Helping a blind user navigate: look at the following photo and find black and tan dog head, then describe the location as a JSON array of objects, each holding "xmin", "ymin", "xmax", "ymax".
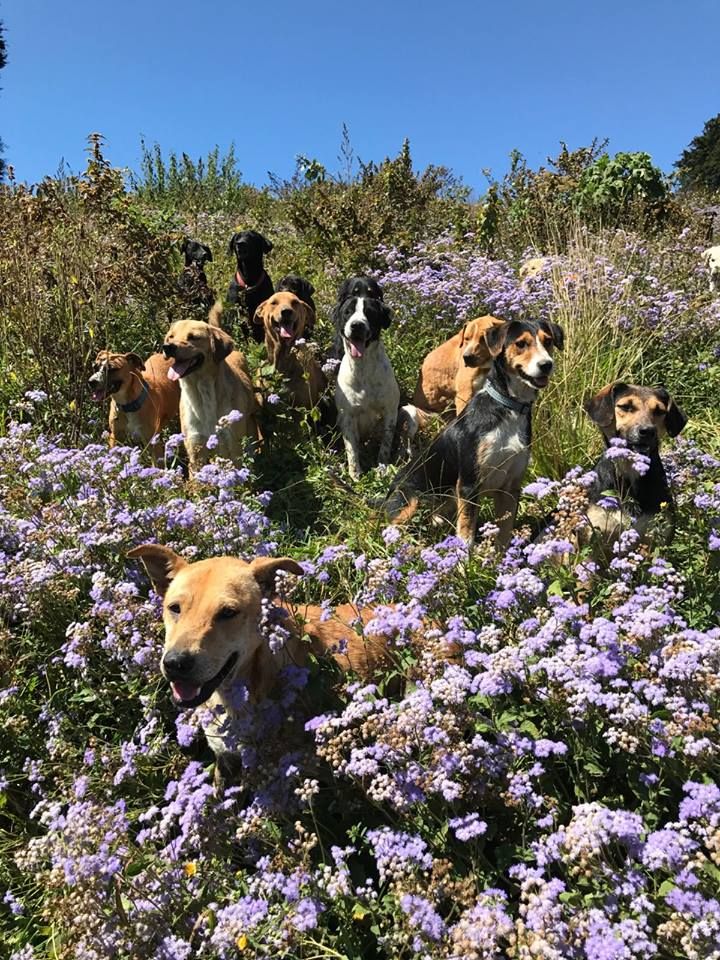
[
  {"xmin": 128, "ymin": 545, "xmax": 303, "ymax": 708},
  {"xmin": 484, "ymin": 318, "xmax": 564, "ymax": 389},
  {"xmin": 255, "ymin": 292, "xmax": 314, "ymax": 351},
  {"xmin": 334, "ymin": 296, "xmax": 393, "ymax": 359},
  {"xmin": 163, "ymin": 319, "xmax": 234, "ymax": 380},
  {"xmin": 88, "ymin": 350, "xmax": 145, "ymax": 402},
  {"xmin": 584, "ymin": 382, "xmax": 687, "ymax": 451}
]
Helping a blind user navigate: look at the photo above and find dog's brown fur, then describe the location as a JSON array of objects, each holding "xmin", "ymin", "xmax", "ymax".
[
  {"xmin": 90, "ymin": 351, "xmax": 180, "ymax": 464},
  {"xmin": 584, "ymin": 382, "xmax": 686, "ymax": 445},
  {"xmin": 127, "ymin": 545, "xmax": 390, "ymax": 762},
  {"xmin": 163, "ymin": 319, "xmax": 258, "ymax": 475},
  {"xmin": 411, "ymin": 315, "xmax": 505, "ymax": 418},
  {"xmin": 254, "ymin": 292, "xmax": 326, "ymax": 409}
]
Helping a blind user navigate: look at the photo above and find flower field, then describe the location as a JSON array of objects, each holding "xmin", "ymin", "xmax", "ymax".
[{"xmin": 1, "ymin": 140, "xmax": 720, "ymax": 958}]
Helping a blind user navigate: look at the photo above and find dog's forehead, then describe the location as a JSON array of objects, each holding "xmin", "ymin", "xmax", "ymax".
[
  {"xmin": 615, "ymin": 385, "xmax": 666, "ymax": 409},
  {"xmin": 166, "ymin": 557, "xmax": 260, "ymax": 605},
  {"xmin": 167, "ymin": 320, "xmax": 209, "ymax": 340}
]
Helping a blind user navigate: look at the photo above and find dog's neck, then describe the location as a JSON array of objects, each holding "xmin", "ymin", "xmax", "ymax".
[
  {"xmin": 235, "ymin": 264, "xmax": 266, "ymax": 289},
  {"xmin": 113, "ymin": 373, "xmax": 147, "ymax": 412},
  {"xmin": 595, "ymin": 445, "xmax": 672, "ymax": 515},
  {"xmin": 341, "ymin": 338, "xmax": 383, "ymax": 379}
]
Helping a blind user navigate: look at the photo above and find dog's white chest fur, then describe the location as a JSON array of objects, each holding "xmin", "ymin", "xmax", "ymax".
[
  {"xmin": 336, "ymin": 342, "xmax": 399, "ymax": 436},
  {"xmin": 478, "ymin": 414, "xmax": 529, "ymax": 488},
  {"xmin": 180, "ymin": 379, "xmax": 218, "ymax": 444}
]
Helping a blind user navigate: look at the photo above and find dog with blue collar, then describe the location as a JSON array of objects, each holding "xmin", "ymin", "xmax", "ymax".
[
  {"xmin": 384, "ymin": 317, "xmax": 564, "ymax": 548},
  {"xmin": 88, "ymin": 350, "xmax": 180, "ymax": 465}
]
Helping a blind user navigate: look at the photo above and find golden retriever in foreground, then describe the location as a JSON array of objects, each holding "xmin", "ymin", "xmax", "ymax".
[
  {"xmin": 128, "ymin": 544, "xmax": 389, "ymax": 778},
  {"xmin": 162, "ymin": 319, "xmax": 258, "ymax": 475}
]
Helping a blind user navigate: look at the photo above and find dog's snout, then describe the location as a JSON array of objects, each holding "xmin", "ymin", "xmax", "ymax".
[
  {"xmin": 163, "ymin": 650, "xmax": 196, "ymax": 679},
  {"xmin": 349, "ymin": 321, "xmax": 366, "ymax": 335},
  {"xmin": 638, "ymin": 425, "xmax": 657, "ymax": 441},
  {"xmin": 162, "ymin": 343, "xmax": 177, "ymax": 358},
  {"xmin": 537, "ymin": 359, "xmax": 553, "ymax": 374},
  {"xmin": 280, "ymin": 307, "xmax": 294, "ymax": 321}
]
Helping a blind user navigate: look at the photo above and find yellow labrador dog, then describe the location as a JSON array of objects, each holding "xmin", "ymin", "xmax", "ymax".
[
  {"xmin": 128, "ymin": 544, "xmax": 389, "ymax": 779},
  {"xmin": 162, "ymin": 319, "xmax": 258, "ymax": 474}
]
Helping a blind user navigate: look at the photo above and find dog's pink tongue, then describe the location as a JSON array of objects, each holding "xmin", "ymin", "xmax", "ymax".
[
  {"xmin": 350, "ymin": 341, "xmax": 364, "ymax": 359},
  {"xmin": 279, "ymin": 325, "xmax": 295, "ymax": 339},
  {"xmin": 171, "ymin": 681, "xmax": 201, "ymax": 703},
  {"xmin": 168, "ymin": 359, "xmax": 191, "ymax": 381}
]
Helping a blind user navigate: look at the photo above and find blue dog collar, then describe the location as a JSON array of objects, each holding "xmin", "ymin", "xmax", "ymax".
[
  {"xmin": 481, "ymin": 380, "xmax": 533, "ymax": 416},
  {"xmin": 119, "ymin": 380, "xmax": 149, "ymax": 414}
]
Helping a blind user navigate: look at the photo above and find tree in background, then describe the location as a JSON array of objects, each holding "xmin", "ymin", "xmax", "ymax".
[
  {"xmin": 0, "ymin": 21, "xmax": 6, "ymax": 178},
  {"xmin": 675, "ymin": 113, "xmax": 720, "ymax": 193}
]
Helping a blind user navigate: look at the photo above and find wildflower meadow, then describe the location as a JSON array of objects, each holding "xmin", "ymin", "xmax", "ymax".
[{"xmin": 1, "ymin": 138, "xmax": 719, "ymax": 959}]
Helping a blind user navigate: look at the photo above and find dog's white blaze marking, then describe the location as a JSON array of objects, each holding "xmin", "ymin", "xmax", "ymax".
[
  {"xmin": 343, "ymin": 297, "xmax": 369, "ymax": 342},
  {"xmin": 525, "ymin": 337, "xmax": 553, "ymax": 379}
]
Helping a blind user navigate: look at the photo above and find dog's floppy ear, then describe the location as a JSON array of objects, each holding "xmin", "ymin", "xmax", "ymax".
[
  {"xmin": 336, "ymin": 279, "xmax": 352, "ymax": 304},
  {"xmin": 228, "ymin": 233, "xmax": 240, "ymax": 256},
  {"xmin": 259, "ymin": 233, "xmax": 273, "ymax": 255},
  {"xmin": 127, "ymin": 544, "xmax": 187, "ymax": 596},
  {"xmin": 249, "ymin": 557, "xmax": 304, "ymax": 593},
  {"xmin": 483, "ymin": 320, "xmax": 511, "ymax": 357},
  {"xmin": 201, "ymin": 243, "xmax": 212, "ymax": 263},
  {"xmin": 541, "ymin": 320, "xmax": 565, "ymax": 351},
  {"xmin": 254, "ymin": 298, "xmax": 272, "ymax": 332},
  {"xmin": 379, "ymin": 302, "xmax": 393, "ymax": 330},
  {"xmin": 458, "ymin": 323, "xmax": 468, "ymax": 347},
  {"xmin": 125, "ymin": 352, "xmax": 146, "ymax": 372},
  {"xmin": 654, "ymin": 386, "xmax": 688, "ymax": 437},
  {"xmin": 209, "ymin": 325, "xmax": 235, "ymax": 362},
  {"xmin": 181, "ymin": 238, "xmax": 190, "ymax": 257},
  {"xmin": 584, "ymin": 382, "xmax": 626, "ymax": 428},
  {"xmin": 296, "ymin": 300, "xmax": 315, "ymax": 337}
]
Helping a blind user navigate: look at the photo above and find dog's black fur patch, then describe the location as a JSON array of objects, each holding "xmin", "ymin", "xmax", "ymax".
[
  {"xmin": 227, "ymin": 230, "xmax": 274, "ymax": 343},
  {"xmin": 275, "ymin": 275, "xmax": 317, "ymax": 338}
]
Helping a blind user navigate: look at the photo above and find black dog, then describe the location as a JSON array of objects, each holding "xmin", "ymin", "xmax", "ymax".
[
  {"xmin": 276, "ymin": 275, "xmax": 316, "ymax": 315},
  {"xmin": 177, "ymin": 239, "xmax": 215, "ymax": 310},
  {"xmin": 227, "ymin": 231, "xmax": 274, "ymax": 343},
  {"xmin": 329, "ymin": 276, "xmax": 385, "ymax": 358},
  {"xmin": 385, "ymin": 317, "xmax": 564, "ymax": 547}
]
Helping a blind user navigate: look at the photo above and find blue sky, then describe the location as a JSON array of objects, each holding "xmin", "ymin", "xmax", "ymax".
[{"xmin": 2, "ymin": 0, "xmax": 718, "ymax": 191}]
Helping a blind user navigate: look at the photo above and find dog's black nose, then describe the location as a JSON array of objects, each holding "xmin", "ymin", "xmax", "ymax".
[
  {"xmin": 163, "ymin": 650, "xmax": 196, "ymax": 679},
  {"xmin": 537, "ymin": 360, "xmax": 553, "ymax": 374},
  {"xmin": 638, "ymin": 425, "xmax": 657, "ymax": 441},
  {"xmin": 280, "ymin": 307, "xmax": 295, "ymax": 320},
  {"xmin": 162, "ymin": 343, "xmax": 177, "ymax": 358},
  {"xmin": 349, "ymin": 321, "xmax": 366, "ymax": 335}
]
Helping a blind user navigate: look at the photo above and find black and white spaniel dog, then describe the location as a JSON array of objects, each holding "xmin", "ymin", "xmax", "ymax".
[
  {"xmin": 227, "ymin": 230, "xmax": 274, "ymax": 343},
  {"xmin": 334, "ymin": 294, "xmax": 399, "ymax": 479},
  {"xmin": 329, "ymin": 276, "xmax": 385, "ymax": 359}
]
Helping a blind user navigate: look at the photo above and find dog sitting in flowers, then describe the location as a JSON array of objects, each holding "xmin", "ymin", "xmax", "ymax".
[
  {"xmin": 581, "ymin": 381, "xmax": 687, "ymax": 549},
  {"xmin": 128, "ymin": 544, "xmax": 390, "ymax": 783},
  {"xmin": 385, "ymin": 317, "xmax": 564, "ymax": 547}
]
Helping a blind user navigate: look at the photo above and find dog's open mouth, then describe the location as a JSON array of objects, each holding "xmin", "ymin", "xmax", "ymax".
[
  {"xmin": 517, "ymin": 369, "xmax": 550, "ymax": 389},
  {"xmin": 277, "ymin": 320, "xmax": 296, "ymax": 340},
  {"xmin": 346, "ymin": 336, "xmax": 367, "ymax": 359},
  {"xmin": 167, "ymin": 355, "xmax": 204, "ymax": 381},
  {"xmin": 89, "ymin": 380, "xmax": 122, "ymax": 402},
  {"xmin": 169, "ymin": 651, "xmax": 239, "ymax": 709}
]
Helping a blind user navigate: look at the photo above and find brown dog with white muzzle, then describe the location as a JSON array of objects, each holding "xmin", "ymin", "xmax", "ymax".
[
  {"xmin": 127, "ymin": 544, "xmax": 389, "ymax": 781},
  {"xmin": 88, "ymin": 350, "xmax": 180, "ymax": 464},
  {"xmin": 254, "ymin": 291, "xmax": 326, "ymax": 410}
]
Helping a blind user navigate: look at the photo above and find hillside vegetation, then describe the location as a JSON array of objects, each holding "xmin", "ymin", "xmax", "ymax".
[{"xmin": 1, "ymin": 134, "xmax": 719, "ymax": 959}]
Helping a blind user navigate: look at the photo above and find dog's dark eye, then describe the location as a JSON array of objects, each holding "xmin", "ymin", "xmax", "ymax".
[
  {"xmin": 514, "ymin": 339, "xmax": 528, "ymax": 351},
  {"xmin": 618, "ymin": 403, "xmax": 634, "ymax": 413},
  {"xmin": 217, "ymin": 606, "xmax": 240, "ymax": 621},
  {"xmin": 187, "ymin": 333, "xmax": 196, "ymax": 341},
  {"xmin": 168, "ymin": 602, "xmax": 181, "ymax": 615}
]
